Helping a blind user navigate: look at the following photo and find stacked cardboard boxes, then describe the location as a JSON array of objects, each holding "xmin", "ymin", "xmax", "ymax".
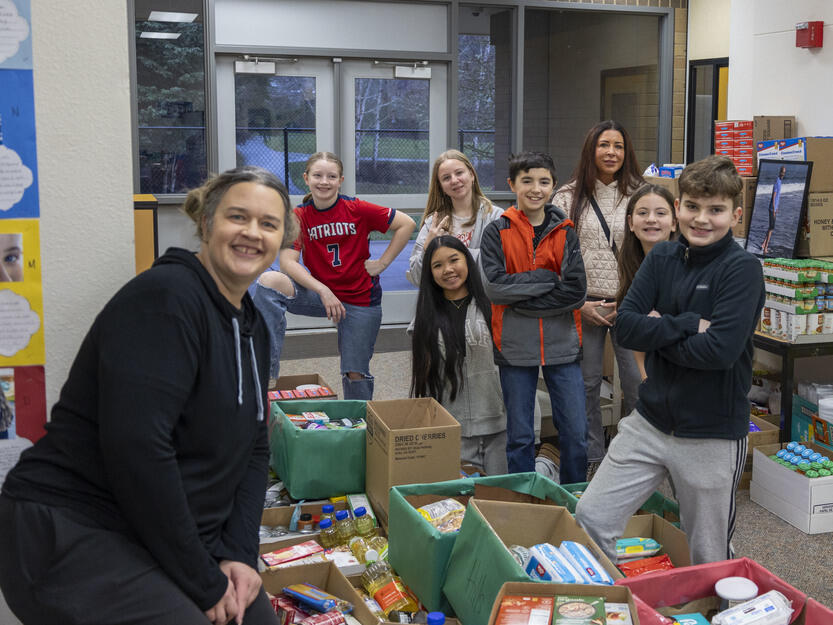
[{"xmin": 714, "ymin": 119, "xmax": 755, "ymax": 176}]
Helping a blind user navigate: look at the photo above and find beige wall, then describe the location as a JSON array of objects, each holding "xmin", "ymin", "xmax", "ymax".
[
  {"xmin": 32, "ymin": 2, "xmax": 135, "ymax": 411},
  {"xmin": 688, "ymin": 0, "xmax": 731, "ymax": 60}
]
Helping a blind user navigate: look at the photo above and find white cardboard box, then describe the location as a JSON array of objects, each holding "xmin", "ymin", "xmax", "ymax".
[{"xmin": 750, "ymin": 442, "xmax": 833, "ymax": 534}]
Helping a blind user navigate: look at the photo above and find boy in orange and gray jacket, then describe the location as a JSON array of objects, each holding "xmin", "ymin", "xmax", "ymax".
[{"xmin": 479, "ymin": 151, "xmax": 588, "ymax": 482}]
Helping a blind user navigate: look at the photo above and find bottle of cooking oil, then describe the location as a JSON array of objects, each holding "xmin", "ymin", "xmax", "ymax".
[
  {"xmin": 353, "ymin": 506, "xmax": 376, "ymax": 539},
  {"xmin": 360, "ymin": 560, "xmax": 418, "ymax": 616},
  {"xmin": 335, "ymin": 509, "xmax": 356, "ymax": 544},
  {"xmin": 318, "ymin": 518, "xmax": 339, "ymax": 549},
  {"xmin": 366, "ymin": 535, "xmax": 389, "ymax": 562},
  {"xmin": 348, "ymin": 535, "xmax": 371, "ymax": 563},
  {"xmin": 320, "ymin": 503, "xmax": 336, "ymax": 526}
]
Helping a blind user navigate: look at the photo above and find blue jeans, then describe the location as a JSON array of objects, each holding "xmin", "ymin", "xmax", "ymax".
[
  {"xmin": 498, "ymin": 362, "xmax": 587, "ymax": 483},
  {"xmin": 252, "ymin": 280, "xmax": 382, "ymax": 400}
]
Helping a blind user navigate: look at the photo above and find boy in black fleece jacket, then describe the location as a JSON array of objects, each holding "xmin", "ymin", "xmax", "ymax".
[{"xmin": 576, "ymin": 155, "xmax": 765, "ymax": 565}]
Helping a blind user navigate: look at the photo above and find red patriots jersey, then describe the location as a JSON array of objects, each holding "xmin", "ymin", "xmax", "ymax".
[{"xmin": 292, "ymin": 195, "xmax": 395, "ymax": 306}]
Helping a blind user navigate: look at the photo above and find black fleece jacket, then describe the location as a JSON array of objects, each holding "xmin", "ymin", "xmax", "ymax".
[
  {"xmin": 3, "ymin": 248, "xmax": 271, "ymax": 610},
  {"xmin": 616, "ymin": 232, "xmax": 765, "ymax": 440}
]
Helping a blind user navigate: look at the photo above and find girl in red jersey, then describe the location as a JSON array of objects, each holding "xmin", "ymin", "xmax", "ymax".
[{"xmin": 254, "ymin": 152, "xmax": 415, "ymax": 399}]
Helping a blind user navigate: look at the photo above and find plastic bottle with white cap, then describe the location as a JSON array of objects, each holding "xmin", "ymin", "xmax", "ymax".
[{"xmin": 714, "ymin": 576, "xmax": 759, "ymax": 610}]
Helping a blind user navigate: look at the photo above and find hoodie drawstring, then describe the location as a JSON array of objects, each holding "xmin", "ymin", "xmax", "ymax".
[
  {"xmin": 232, "ymin": 317, "xmax": 265, "ymax": 421},
  {"xmin": 249, "ymin": 337, "xmax": 264, "ymax": 422},
  {"xmin": 232, "ymin": 317, "xmax": 244, "ymax": 406}
]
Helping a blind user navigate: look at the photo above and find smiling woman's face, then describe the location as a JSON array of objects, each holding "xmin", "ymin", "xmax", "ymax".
[{"xmin": 0, "ymin": 233, "xmax": 23, "ymax": 282}]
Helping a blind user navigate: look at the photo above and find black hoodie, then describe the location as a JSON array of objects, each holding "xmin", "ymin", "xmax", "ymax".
[
  {"xmin": 3, "ymin": 248, "xmax": 270, "ymax": 610},
  {"xmin": 616, "ymin": 232, "xmax": 765, "ymax": 440}
]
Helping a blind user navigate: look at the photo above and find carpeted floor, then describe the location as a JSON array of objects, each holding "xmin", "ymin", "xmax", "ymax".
[{"xmin": 280, "ymin": 346, "xmax": 833, "ymax": 608}]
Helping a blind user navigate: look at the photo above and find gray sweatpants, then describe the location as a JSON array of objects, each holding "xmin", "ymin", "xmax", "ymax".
[
  {"xmin": 575, "ymin": 411, "xmax": 747, "ymax": 565},
  {"xmin": 581, "ymin": 322, "xmax": 641, "ymax": 462}
]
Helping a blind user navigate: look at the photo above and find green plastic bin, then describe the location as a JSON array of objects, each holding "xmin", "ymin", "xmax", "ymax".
[{"xmin": 563, "ymin": 481, "xmax": 680, "ymax": 527}]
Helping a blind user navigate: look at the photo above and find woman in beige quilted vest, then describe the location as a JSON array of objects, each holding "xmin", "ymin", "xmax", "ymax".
[{"xmin": 552, "ymin": 120, "xmax": 644, "ymax": 478}]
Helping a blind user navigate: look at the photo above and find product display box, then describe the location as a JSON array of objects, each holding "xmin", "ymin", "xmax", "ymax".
[
  {"xmin": 388, "ymin": 473, "xmax": 575, "ymax": 612},
  {"xmin": 731, "ymin": 176, "xmax": 758, "ymax": 238},
  {"xmin": 738, "ymin": 415, "xmax": 782, "ymax": 490},
  {"xmin": 753, "ymin": 115, "xmax": 796, "ymax": 144},
  {"xmin": 270, "ymin": 373, "xmax": 337, "ymax": 400},
  {"xmin": 643, "ymin": 175, "xmax": 679, "ymax": 199},
  {"xmin": 487, "ymin": 582, "xmax": 639, "ymax": 625},
  {"xmin": 777, "ymin": 137, "xmax": 833, "ymax": 192},
  {"xmin": 621, "ymin": 514, "xmax": 691, "ymax": 569},
  {"xmin": 443, "ymin": 499, "xmax": 620, "ymax": 625},
  {"xmin": 260, "ymin": 561, "xmax": 378, "ymax": 625},
  {"xmin": 791, "ymin": 394, "xmax": 816, "ymax": 443},
  {"xmin": 260, "ymin": 500, "xmax": 350, "ymax": 552},
  {"xmin": 797, "ymin": 192, "xmax": 833, "ymax": 257},
  {"xmin": 270, "ymin": 400, "xmax": 368, "ymax": 500},
  {"xmin": 365, "ymin": 398, "xmax": 461, "ymax": 529},
  {"xmin": 616, "ymin": 557, "xmax": 806, "ymax": 625},
  {"xmin": 750, "ymin": 441, "xmax": 833, "ymax": 534}
]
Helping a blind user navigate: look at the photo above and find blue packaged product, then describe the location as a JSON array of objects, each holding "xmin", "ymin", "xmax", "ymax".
[
  {"xmin": 525, "ymin": 543, "xmax": 582, "ymax": 583},
  {"xmin": 794, "ymin": 444, "xmax": 806, "ymax": 454},
  {"xmin": 786, "ymin": 442, "xmax": 798, "ymax": 451},
  {"xmin": 282, "ymin": 583, "xmax": 353, "ymax": 613},
  {"xmin": 783, "ymin": 453, "xmax": 795, "ymax": 462},
  {"xmin": 790, "ymin": 456, "xmax": 802, "ymax": 465},
  {"xmin": 801, "ymin": 449, "xmax": 813, "ymax": 459},
  {"xmin": 558, "ymin": 541, "xmax": 614, "ymax": 585},
  {"xmin": 809, "ymin": 453, "xmax": 822, "ymax": 462},
  {"xmin": 776, "ymin": 449, "xmax": 787, "ymax": 459}
]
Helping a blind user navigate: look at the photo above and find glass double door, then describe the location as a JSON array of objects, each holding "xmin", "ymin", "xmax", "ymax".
[{"xmin": 217, "ymin": 57, "xmax": 448, "ymax": 327}]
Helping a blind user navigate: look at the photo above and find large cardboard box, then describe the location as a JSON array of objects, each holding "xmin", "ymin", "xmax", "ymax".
[
  {"xmin": 750, "ymin": 441, "xmax": 833, "ymax": 534},
  {"xmin": 621, "ymin": 514, "xmax": 691, "ymax": 569},
  {"xmin": 271, "ymin": 373, "xmax": 337, "ymax": 399},
  {"xmin": 388, "ymin": 473, "xmax": 576, "ymax": 612},
  {"xmin": 797, "ymin": 192, "xmax": 833, "ymax": 257},
  {"xmin": 365, "ymin": 398, "xmax": 461, "ymax": 528},
  {"xmin": 732, "ymin": 176, "xmax": 758, "ymax": 238},
  {"xmin": 777, "ymin": 137, "xmax": 833, "ymax": 192},
  {"xmin": 260, "ymin": 561, "xmax": 378, "ymax": 625},
  {"xmin": 616, "ymin": 557, "xmax": 806, "ymax": 624},
  {"xmin": 644, "ymin": 175, "xmax": 678, "ymax": 199},
  {"xmin": 270, "ymin": 400, "xmax": 367, "ymax": 500},
  {"xmin": 260, "ymin": 501, "xmax": 349, "ymax": 552},
  {"xmin": 443, "ymin": 500, "xmax": 620, "ymax": 625},
  {"xmin": 753, "ymin": 115, "xmax": 796, "ymax": 144},
  {"xmin": 739, "ymin": 414, "xmax": 782, "ymax": 489},
  {"xmin": 487, "ymin": 582, "xmax": 639, "ymax": 625}
]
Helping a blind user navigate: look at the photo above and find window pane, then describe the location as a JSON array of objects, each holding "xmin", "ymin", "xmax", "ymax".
[
  {"xmin": 458, "ymin": 6, "xmax": 513, "ymax": 191},
  {"xmin": 691, "ymin": 65, "xmax": 715, "ymax": 162},
  {"xmin": 235, "ymin": 75, "xmax": 316, "ymax": 194},
  {"xmin": 135, "ymin": 4, "xmax": 207, "ymax": 194},
  {"xmin": 523, "ymin": 10, "xmax": 660, "ymax": 182},
  {"xmin": 354, "ymin": 78, "xmax": 429, "ymax": 194}
]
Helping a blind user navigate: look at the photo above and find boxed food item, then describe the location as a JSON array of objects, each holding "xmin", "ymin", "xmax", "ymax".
[
  {"xmin": 487, "ymin": 582, "xmax": 638, "ymax": 625},
  {"xmin": 365, "ymin": 398, "xmax": 461, "ymax": 529},
  {"xmin": 750, "ymin": 441, "xmax": 833, "ymax": 533},
  {"xmin": 753, "ymin": 116, "xmax": 796, "ymax": 144},
  {"xmin": 388, "ymin": 473, "xmax": 575, "ymax": 612},
  {"xmin": 270, "ymin": 400, "xmax": 368, "ymax": 499},
  {"xmin": 796, "ymin": 192, "xmax": 833, "ymax": 257},
  {"xmin": 443, "ymin": 500, "xmax": 619, "ymax": 625},
  {"xmin": 271, "ymin": 373, "xmax": 337, "ymax": 399},
  {"xmin": 756, "ymin": 139, "xmax": 780, "ymax": 164},
  {"xmin": 777, "ymin": 137, "xmax": 833, "ymax": 192}
]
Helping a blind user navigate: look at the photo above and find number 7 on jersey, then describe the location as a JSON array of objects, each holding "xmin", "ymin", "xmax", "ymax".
[{"xmin": 326, "ymin": 243, "xmax": 342, "ymax": 267}]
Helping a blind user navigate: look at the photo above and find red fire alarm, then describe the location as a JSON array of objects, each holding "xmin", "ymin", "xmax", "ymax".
[{"xmin": 796, "ymin": 21, "xmax": 824, "ymax": 48}]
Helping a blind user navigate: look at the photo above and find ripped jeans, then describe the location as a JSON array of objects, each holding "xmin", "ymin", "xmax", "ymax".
[{"xmin": 252, "ymin": 279, "xmax": 382, "ymax": 400}]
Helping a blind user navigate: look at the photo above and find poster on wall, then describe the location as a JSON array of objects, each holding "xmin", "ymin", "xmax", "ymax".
[
  {"xmin": 0, "ymin": 217, "xmax": 43, "ymax": 366},
  {"xmin": 0, "ymin": 364, "xmax": 45, "ymax": 442},
  {"xmin": 0, "ymin": 68, "xmax": 38, "ymax": 219},
  {"xmin": 0, "ymin": 0, "xmax": 32, "ymax": 70}
]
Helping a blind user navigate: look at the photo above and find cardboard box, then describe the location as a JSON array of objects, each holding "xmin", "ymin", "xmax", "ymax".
[
  {"xmin": 271, "ymin": 373, "xmax": 337, "ymax": 399},
  {"xmin": 715, "ymin": 120, "xmax": 752, "ymax": 132},
  {"xmin": 270, "ymin": 400, "xmax": 368, "ymax": 500},
  {"xmin": 777, "ymin": 137, "xmax": 833, "ymax": 192},
  {"xmin": 621, "ymin": 513, "xmax": 691, "ymax": 569},
  {"xmin": 616, "ymin": 557, "xmax": 806, "ymax": 624},
  {"xmin": 750, "ymin": 441, "xmax": 833, "ymax": 533},
  {"xmin": 753, "ymin": 115, "xmax": 796, "ymax": 144},
  {"xmin": 388, "ymin": 473, "xmax": 575, "ymax": 612},
  {"xmin": 643, "ymin": 175, "xmax": 678, "ymax": 199},
  {"xmin": 738, "ymin": 414, "xmax": 782, "ymax": 489},
  {"xmin": 365, "ymin": 398, "xmax": 461, "ymax": 528},
  {"xmin": 260, "ymin": 501, "xmax": 349, "ymax": 552},
  {"xmin": 732, "ymin": 177, "xmax": 758, "ymax": 238},
  {"xmin": 260, "ymin": 561, "xmax": 378, "ymax": 625},
  {"xmin": 756, "ymin": 139, "xmax": 780, "ymax": 164},
  {"xmin": 788, "ymin": 393, "xmax": 833, "ymax": 452},
  {"xmin": 797, "ymin": 192, "xmax": 833, "ymax": 257},
  {"xmin": 443, "ymin": 500, "xmax": 621, "ymax": 625},
  {"xmin": 487, "ymin": 582, "xmax": 639, "ymax": 625}
]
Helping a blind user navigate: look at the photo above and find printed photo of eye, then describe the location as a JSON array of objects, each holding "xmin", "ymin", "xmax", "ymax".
[{"xmin": 0, "ymin": 233, "xmax": 24, "ymax": 282}]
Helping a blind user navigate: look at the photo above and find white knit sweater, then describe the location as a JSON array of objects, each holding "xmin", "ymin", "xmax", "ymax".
[{"xmin": 552, "ymin": 179, "xmax": 630, "ymax": 299}]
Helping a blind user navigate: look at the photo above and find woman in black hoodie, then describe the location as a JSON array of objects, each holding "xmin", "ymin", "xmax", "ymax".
[{"xmin": 0, "ymin": 167, "xmax": 298, "ymax": 625}]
